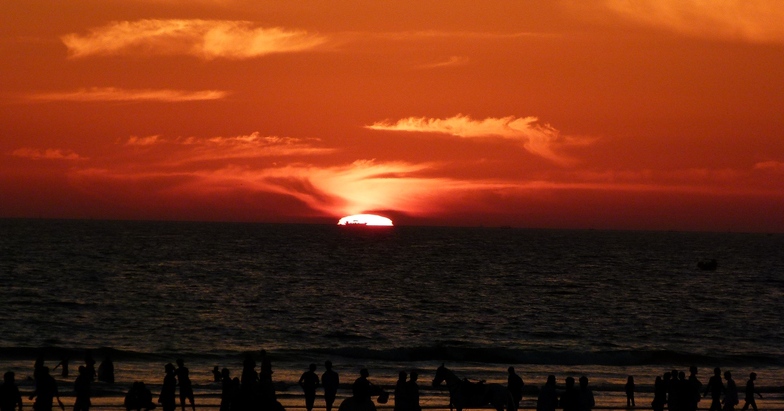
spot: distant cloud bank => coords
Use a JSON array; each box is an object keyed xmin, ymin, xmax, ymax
[{"xmin": 62, "ymin": 19, "xmax": 327, "ymax": 59}]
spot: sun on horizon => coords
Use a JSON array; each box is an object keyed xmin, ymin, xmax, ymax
[{"xmin": 337, "ymin": 214, "xmax": 394, "ymax": 226}]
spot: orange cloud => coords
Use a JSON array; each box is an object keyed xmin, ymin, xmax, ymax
[
  {"xmin": 367, "ymin": 114, "xmax": 591, "ymax": 165},
  {"xmin": 120, "ymin": 133, "xmax": 333, "ymax": 165},
  {"xmin": 604, "ymin": 0, "xmax": 784, "ymax": 43},
  {"xmin": 62, "ymin": 19, "xmax": 327, "ymax": 59},
  {"xmin": 11, "ymin": 148, "xmax": 87, "ymax": 161},
  {"xmin": 417, "ymin": 56, "xmax": 470, "ymax": 69},
  {"xmin": 27, "ymin": 87, "xmax": 228, "ymax": 102},
  {"xmin": 754, "ymin": 161, "xmax": 784, "ymax": 172}
]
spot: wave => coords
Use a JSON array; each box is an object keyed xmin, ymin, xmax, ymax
[
  {"xmin": 301, "ymin": 346, "xmax": 784, "ymax": 367},
  {"xmin": 3, "ymin": 345, "xmax": 781, "ymax": 368}
]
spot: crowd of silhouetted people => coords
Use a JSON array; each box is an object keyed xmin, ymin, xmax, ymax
[
  {"xmin": 648, "ymin": 367, "xmax": 762, "ymax": 411},
  {"xmin": 0, "ymin": 354, "xmax": 769, "ymax": 411}
]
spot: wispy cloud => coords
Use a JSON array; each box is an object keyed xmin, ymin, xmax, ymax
[
  {"xmin": 604, "ymin": 0, "xmax": 784, "ymax": 43},
  {"xmin": 755, "ymin": 160, "xmax": 784, "ymax": 172},
  {"xmin": 119, "ymin": 132, "xmax": 334, "ymax": 165},
  {"xmin": 62, "ymin": 19, "xmax": 327, "ymax": 59},
  {"xmin": 27, "ymin": 87, "xmax": 228, "ymax": 102},
  {"xmin": 11, "ymin": 148, "xmax": 87, "ymax": 161},
  {"xmin": 367, "ymin": 114, "xmax": 591, "ymax": 165},
  {"xmin": 417, "ymin": 56, "xmax": 470, "ymax": 69}
]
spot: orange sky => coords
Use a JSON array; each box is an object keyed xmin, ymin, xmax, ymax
[{"xmin": 2, "ymin": 1, "xmax": 784, "ymax": 231}]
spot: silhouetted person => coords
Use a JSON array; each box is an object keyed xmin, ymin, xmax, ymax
[
  {"xmin": 124, "ymin": 382, "xmax": 155, "ymax": 411},
  {"xmin": 212, "ymin": 367, "xmax": 221, "ymax": 383},
  {"xmin": 537, "ymin": 375, "xmax": 558, "ymax": 411},
  {"xmin": 507, "ymin": 367, "xmax": 524, "ymax": 408},
  {"xmin": 578, "ymin": 376, "xmax": 595, "ymax": 411},
  {"xmin": 299, "ymin": 364, "xmax": 320, "ymax": 411},
  {"xmin": 704, "ymin": 368, "xmax": 724, "ymax": 411},
  {"xmin": 0, "ymin": 371, "xmax": 23, "ymax": 411},
  {"xmin": 675, "ymin": 371, "xmax": 694, "ymax": 411},
  {"xmin": 653, "ymin": 376, "xmax": 666, "ymax": 411},
  {"xmin": 394, "ymin": 371, "xmax": 408, "ymax": 411},
  {"xmin": 219, "ymin": 369, "xmax": 233, "ymax": 411},
  {"xmin": 406, "ymin": 372, "xmax": 421, "ymax": 411},
  {"xmin": 29, "ymin": 367, "xmax": 64, "ymax": 411},
  {"xmin": 322, "ymin": 361, "xmax": 339, "ymax": 411},
  {"xmin": 560, "ymin": 377, "xmax": 579, "ymax": 411},
  {"xmin": 668, "ymin": 370, "xmax": 680, "ymax": 411},
  {"xmin": 740, "ymin": 373, "xmax": 761, "ymax": 411},
  {"xmin": 33, "ymin": 356, "xmax": 46, "ymax": 385},
  {"xmin": 53, "ymin": 358, "xmax": 69, "ymax": 379},
  {"xmin": 723, "ymin": 372, "xmax": 737, "ymax": 411},
  {"xmin": 97, "ymin": 358, "xmax": 114, "ymax": 384},
  {"xmin": 83, "ymin": 354, "xmax": 96, "ymax": 383},
  {"xmin": 174, "ymin": 360, "xmax": 194, "ymax": 411},
  {"xmin": 687, "ymin": 367, "xmax": 702, "ymax": 411},
  {"xmin": 352, "ymin": 369, "xmax": 372, "ymax": 404},
  {"xmin": 158, "ymin": 364, "xmax": 176, "ymax": 411},
  {"xmin": 73, "ymin": 366, "xmax": 91, "ymax": 411},
  {"xmin": 625, "ymin": 376, "xmax": 635, "ymax": 408},
  {"xmin": 260, "ymin": 350, "xmax": 273, "ymax": 384},
  {"xmin": 258, "ymin": 351, "xmax": 276, "ymax": 408},
  {"xmin": 238, "ymin": 355, "xmax": 258, "ymax": 411}
]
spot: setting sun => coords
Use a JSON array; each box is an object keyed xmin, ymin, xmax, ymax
[{"xmin": 337, "ymin": 214, "xmax": 394, "ymax": 226}]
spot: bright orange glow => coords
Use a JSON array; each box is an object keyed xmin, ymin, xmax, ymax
[
  {"xmin": 337, "ymin": 214, "xmax": 394, "ymax": 226},
  {"xmin": 2, "ymin": 2, "xmax": 784, "ymax": 231}
]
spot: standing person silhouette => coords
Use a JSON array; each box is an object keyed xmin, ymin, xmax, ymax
[
  {"xmin": 578, "ymin": 376, "xmax": 595, "ymax": 411},
  {"xmin": 507, "ymin": 367, "xmax": 524, "ymax": 408},
  {"xmin": 723, "ymin": 372, "xmax": 738, "ymax": 411},
  {"xmin": 97, "ymin": 358, "xmax": 114, "ymax": 384},
  {"xmin": 560, "ymin": 377, "xmax": 580, "ymax": 411},
  {"xmin": 28, "ymin": 367, "xmax": 64, "ymax": 411},
  {"xmin": 175, "ymin": 359, "xmax": 195, "ymax": 411},
  {"xmin": 704, "ymin": 368, "xmax": 725, "ymax": 411},
  {"xmin": 83, "ymin": 354, "xmax": 96, "ymax": 383},
  {"xmin": 687, "ymin": 367, "xmax": 702, "ymax": 411},
  {"xmin": 406, "ymin": 372, "xmax": 421, "ymax": 411},
  {"xmin": 394, "ymin": 371, "xmax": 408, "ymax": 411},
  {"xmin": 740, "ymin": 373, "xmax": 762, "ymax": 411},
  {"xmin": 625, "ymin": 376, "xmax": 635, "ymax": 408},
  {"xmin": 299, "ymin": 364, "xmax": 320, "ymax": 411},
  {"xmin": 219, "ymin": 369, "xmax": 234, "ymax": 411},
  {"xmin": 652, "ymin": 376, "xmax": 666, "ymax": 411},
  {"xmin": 158, "ymin": 364, "xmax": 177, "ymax": 411},
  {"xmin": 352, "ymin": 369, "xmax": 372, "ymax": 404},
  {"xmin": 0, "ymin": 371, "xmax": 23, "ymax": 411},
  {"xmin": 536, "ymin": 375, "xmax": 557, "ymax": 411},
  {"xmin": 322, "ymin": 361, "xmax": 339, "ymax": 411},
  {"xmin": 73, "ymin": 366, "xmax": 91, "ymax": 411}
]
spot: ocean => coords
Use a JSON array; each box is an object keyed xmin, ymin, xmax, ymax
[{"xmin": 1, "ymin": 219, "xmax": 783, "ymax": 410}]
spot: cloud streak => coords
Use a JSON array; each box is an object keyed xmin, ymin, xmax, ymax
[
  {"xmin": 27, "ymin": 87, "xmax": 228, "ymax": 102},
  {"xmin": 62, "ymin": 19, "xmax": 327, "ymax": 59},
  {"xmin": 604, "ymin": 0, "xmax": 784, "ymax": 44},
  {"xmin": 12, "ymin": 148, "xmax": 87, "ymax": 161},
  {"xmin": 417, "ymin": 56, "xmax": 470, "ymax": 69},
  {"xmin": 119, "ymin": 132, "xmax": 334, "ymax": 165},
  {"xmin": 367, "ymin": 114, "xmax": 589, "ymax": 165}
]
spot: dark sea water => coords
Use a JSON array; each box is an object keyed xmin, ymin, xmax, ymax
[{"xmin": 1, "ymin": 220, "xmax": 783, "ymax": 409}]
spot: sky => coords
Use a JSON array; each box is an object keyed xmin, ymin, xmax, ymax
[{"xmin": 2, "ymin": 1, "xmax": 784, "ymax": 231}]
